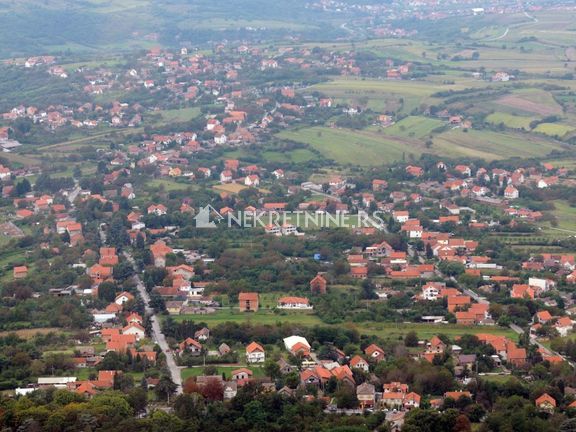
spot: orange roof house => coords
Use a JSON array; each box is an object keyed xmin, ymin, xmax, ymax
[
  {"xmin": 291, "ymin": 342, "xmax": 311, "ymax": 357},
  {"xmin": 238, "ymin": 292, "xmax": 259, "ymax": 312},
  {"xmin": 89, "ymin": 264, "xmax": 113, "ymax": 281},
  {"xmin": 364, "ymin": 344, "xmax": 386, "ymax": 362},
  {"xmin": 444, "ymin": 391, "xmax": 472, "ymax": 400},
  {"xmin": 447, "ymin": 295, "xmax": 471, "ymax": 313},
  {"xmin": 246, "ymin": 341, "xmax": 265, "ymax": 363},
  {"xmin": 511, "ymin": 284, "xmax": 535, "ymax": 300},
  {"xmin": 350, "ymin": 355, "xmax": 369, "ymax": 371},
  {"xmin": 149, "ymin": 240, "xmax": 172, "ymax": 267},
  {"xmin": 13, "ymin": 266, "xmax": 28, "ymax": 279},
  {"xmin": 106, "ymin": 334, "xmax": 136, "ymax": 353},
  {"xmin": 310, "ymin": 274, "xmax": 327, "ymax": 294},
  {"xmin": 535, "ymin": 393, "xmax": 556, "ymax": 413}
]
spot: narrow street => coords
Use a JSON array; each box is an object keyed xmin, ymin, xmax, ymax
[
  {"xmin": 123, "ymin": 251, "xmax": 183, "ymax": 394},
  {"xmin": 509, "ymin": 323, "xmax": 575, "ymax": 369},
  {"xmin": 98, "ymin": 223, "xmax": 182, "ymax": 394}
]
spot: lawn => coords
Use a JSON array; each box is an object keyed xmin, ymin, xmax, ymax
[
  {"xmin": 152, "ymin": 107, "xmax": 202, "ymax": 124},
  {"xmin": 181, "ymin": 366, "xmax": 266, "ymax": 381},
  {"xmin": 357, "ymin": 322, "xmax": 518, "ymax": 342},
  {"xmin": 172, "ymin": 310, "xmax": 322, "ymax": 327},
  {"xmin": 146, "ymin": 178, "xmax": 196, "ymax": 192},
  {"xmin": 170, "ymin": 311, "xmax": 518, "ymax": 342}
]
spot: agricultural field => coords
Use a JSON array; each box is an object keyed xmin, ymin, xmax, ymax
[
  {"xmin": 377, "ymin": 116, "xmax": 445, "ymax": 139},
  {"xmin": 260, "ymin": 148, "xmax": 319, "ymax": 163},
  {"xmin": 485, "ymin": 112, "xmax": 535, "ymax": 130},
  {"xmin": 0, "ymin": 327, "xmax": 64, "ymax": 339},
  {"xmin": 544, "ymin": 200, "xmax": 576, "ymax": 233},
  {"xmin": 492, "ymin": 91, "xmax": 563, "ymax": 117},
  {"xmin": 533, "ymin": 123, "xmax": 576, "ymax": 138},
  {"xmin": 213, "ymin": 183, "xmax": 250, "ymax": 195},
  {"xmin": 277, "ymin": 126, "xmax": 424, "ymax": 166},
  {"xmin": 432, "ymin": 128, "xmax": 570, "ymax": 160}
]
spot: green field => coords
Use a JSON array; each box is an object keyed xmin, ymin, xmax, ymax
[
  {"xmin": 261, "ymin": 148, "xmax": 319, "ymax": 163},
  {"xmin": 172, "ymin": 310, "xmax": 322, "ymax": 326},
  {"xmin": 485, "ymin": 112, "xmax": 535, "ymax": 130},
  {"xmin": 170, "ymin": 311, "xmax": 518, "ymax": 342},
  {"xmin": 377, "ymin": 116, "xmax": 445, "ymax": 139},
  {"xmin": 178, "ymin": 18, "xmax": 316, "ymax": 31},
  {"xmin": 146, "ymin": 178, "xmax": 196, "ymax": 192},
  {"xmin": 181, "ymin": 366, "xmax": 266, "ymax": 381},
  {"xmin": 533, "ymin": 123, "xmax": 576, "ymax": 138},
  {"xmin": 153, "ymin": 107, "xmax": 202, "ymax": 124},
  {"xmin": 279, "ymin": 123, "xmax": 571, "ymax": 164},
  {"xmin": 545, "ymin": 200, "xmax": 576, "ymax": 233},
  {"xmin": 277, "ymin": 127, "xmax": 423, "ymax": 166},
  {"xmin": 433, "ymin": 129, "xmax": 569, "ymax": 160}
]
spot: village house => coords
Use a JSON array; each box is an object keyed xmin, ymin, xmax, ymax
[
  {"xmin": 246, "ymin": 342, "xmax": 265, "ymax": 363},
  {"xmin": 277, "ymin": 296, "xmax": 312, "ymax": 309},
  {"xmin": 238, "ymin": 292, "xmax": 259, "ymax": 312},
  {"xmin": 310, "ymin": 273, "xmax": 327, "ymax": 294}
]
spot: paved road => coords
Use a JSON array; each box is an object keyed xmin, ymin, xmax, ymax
[
  {"xmin": 462, "ymin": 288, "xmax": 490, "ymax": 305},
  {"xmin": 67, "ymin": 184, "xmax": 81, "ymax": 204},
  {"xmin": 123, "ymin": 251, "xmax": 183, "ymax": 394},
  {"xmin": 509, "ymin": 323, "xmax": 575, "ymax": 369}
]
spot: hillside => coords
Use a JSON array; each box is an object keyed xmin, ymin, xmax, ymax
[{"xmin": 0, "ymin": 0, "xmax": 339, "ymax": 58}]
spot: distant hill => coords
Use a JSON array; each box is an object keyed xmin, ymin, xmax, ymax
[{"xmin": 0, "ymin": 0, "xmax": 342, "ymax": 58}]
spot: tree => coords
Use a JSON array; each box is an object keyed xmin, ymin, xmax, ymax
[
  {"xmin": 174, "ymin": 393, "xmax": 204, "ymax": 420},
  {"xmin": 107, "ymin": 214, "xmax": 130, "ymax": 248},
  {"xmin": 13, "ymin": 178, "xmax": 31, "ymax": 197},
  {"xmin": 404, "ymin": 331, "xmax": 419, "ymax": 347},
  {"xmin": 113, "ymin": 262, "xmax": 134, "ymax": 281},
  {"xmin": 264, "ymin": 359, "xmax": 281, "ymax": 380},
  {"xmin": 155, "ymin": 375, "xmax": 177, "ymax": 402},
  {"xmin": 98, "ymin": 281, "xmax": 118, "ymax": 303},
  {"xmin": 201, "ymin": 377, "xmax": 224, "ymax": 401},
  {"xmin": 335, "ymin": 386, "xmax": 358, "ymax": 409},
  {"xmin": 453, "ymin": 414, "xmax": 471, "ymax": 432},
  {"xmin": 127, "ymin": 388, "xmax": 147, "ymax": 414}
]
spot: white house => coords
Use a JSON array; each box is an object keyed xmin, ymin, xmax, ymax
[
  {"xmin": 422, "ymin": 285, "xmax": 440, "ymax": 301},
  {"xmin": 214, "ymin": 134, "xmax": 227, "ymax": 145},
  {"xmin": 122, "ymin": 323, "xmax": 145, "ymax": 340},
  {"xmin": 281, "ymin": 224, "xmax": 298, "ymax": 235},
  {"xmin": 277, "ymin": 296, "xmax": 312, "ymax": 310},
  {"xmin": 246, "ymin": 342, "xmax": 265, "ymax": 363},
  {"xmin": 529, "ymin": 278, "xmax": 555, "ymax": 292},
  {"xmin": 393, "ymin": 211, "xmax": 409, "ymax": 223},
  {"xmin": 555, "ymin": 317, "xmax": 574, "ymax": 337},
  {"xmin": 283, "ymin": 336, "xmax": 310, "ymax": 353},
  {"xmin": 115, "ymin": 291, "xmax": 134, "ymax": 305},
  {"xmin": 220, "ymin": 170, "xmax": 233, "ymax": 183},
  {"xmin": 504, "ymin": 185, "xmax": 519, "ymax": 199},
  {"xmin": 244, "ymin": 175, "xmax": 260, "ymax": 187}
]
